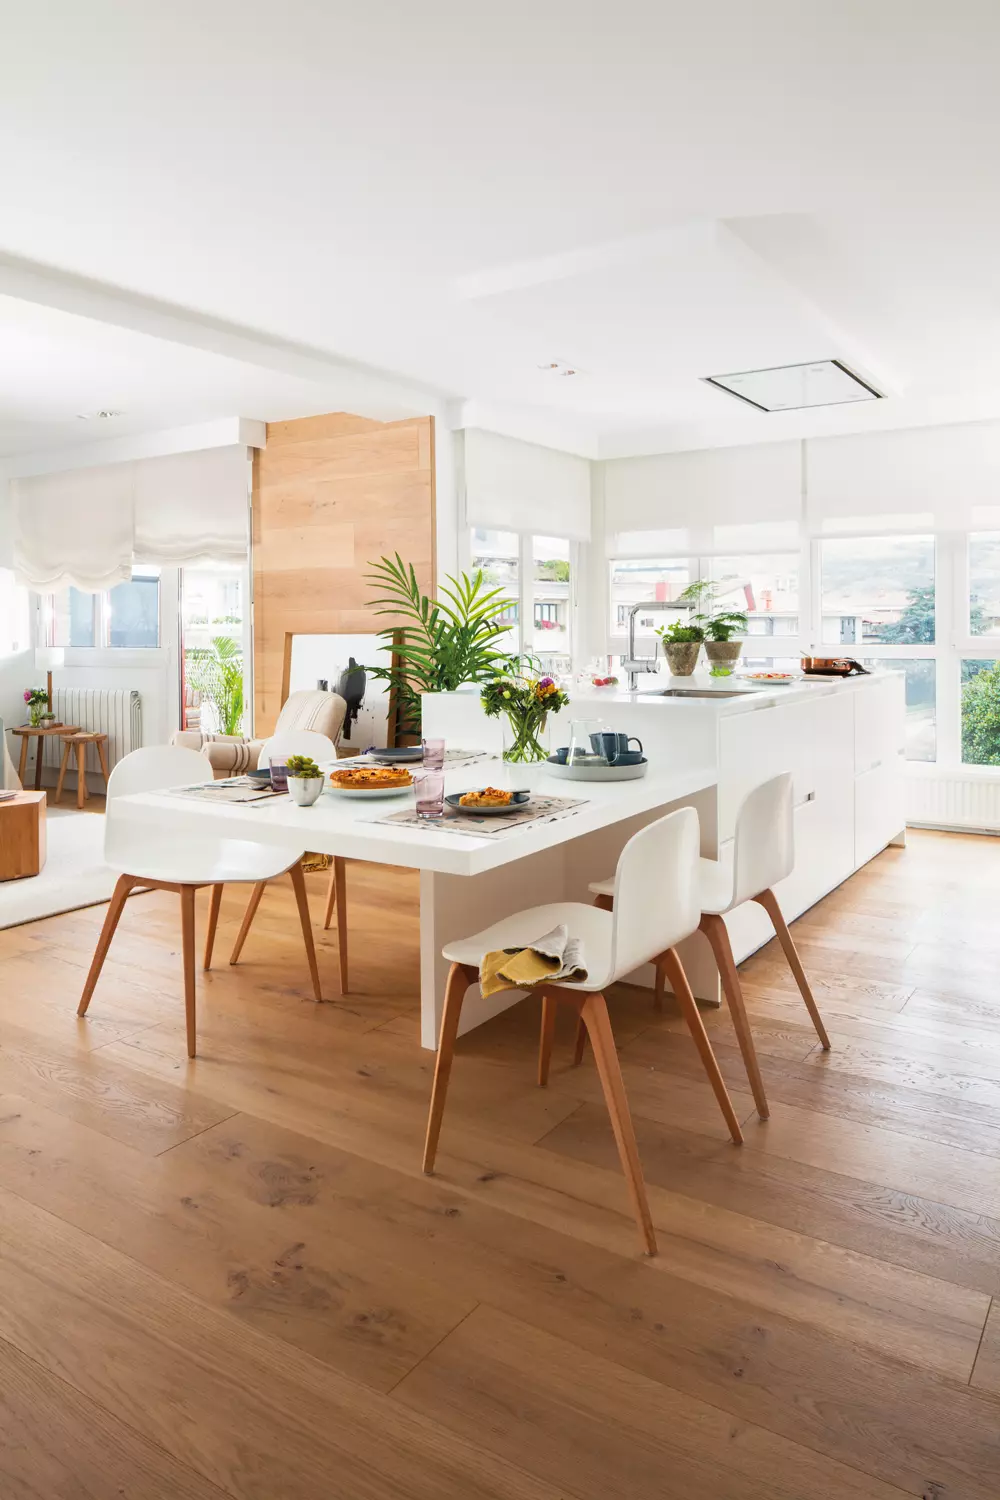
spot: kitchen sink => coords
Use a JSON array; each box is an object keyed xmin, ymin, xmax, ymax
[{"xmin": 641, "ymin": 687, "xmax": 756, "ymax": 699}]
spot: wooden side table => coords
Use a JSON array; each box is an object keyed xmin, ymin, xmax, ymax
[
  {"xmin": 12, "ymin": 723, "xmax": 79, "ymax": 791},
  {"xmin": 56, "ymin": 731, "xmax": 111, "ymax": 810},
  {"xmin": 0, "ymin": 791, "xmax": 46, "ymax": 880}
]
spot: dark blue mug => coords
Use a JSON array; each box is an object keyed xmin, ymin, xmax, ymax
[
  {"xmin": 590, "ymin": 732, "xmax": 643, "ymax": 764},
  {"xmin": 551, "ymin": 746, "xmax": 570, "ymax": 764}
]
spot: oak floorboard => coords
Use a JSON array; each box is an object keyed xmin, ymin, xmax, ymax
[
  {"xmin": 394, "ymin": 1302, "xmax": 910, "ymax": 1500},
  {"xmin": 0, "ymin": 1185, "xmax": 558, "ymax": 1500},
  {"xmin": 3, "ymin": 827, "xmax": 1000, "ymax": 1499}
]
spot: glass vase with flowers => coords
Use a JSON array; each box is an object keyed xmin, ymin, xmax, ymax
[
  {"xmin": 24, "ymin": 686, "xmax": 49, "ymax": 728},
  {"xmin": 481, "ymin": 667, "xmax": 570, "ymax": 764}
]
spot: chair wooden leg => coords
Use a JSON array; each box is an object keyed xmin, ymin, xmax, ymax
[
  {"xmin": 289, "ymin": 862, "xmax": 323, "ymax": 1003},
  {"xmin": 699, "ymin": 913, "xmax": 769, "ymax": 1120},
  {"xmin": 538, "ymin": 992, "xmax": 558, "ymax": 1086},
  {"xmin": 179, "ymin": 885, "xmax": 197, "ymax": 1058},
  {"xmin": 76, "ymin": 743, "xmax": 88, "ymax": 809},
  {"xmin": 229, "ymin": 881, "xmax": 266, "ymax": 965},
  {"xmin": 95, "ymin": 736, "xmax": 110, "ymax": 790},
  {"xmin": 55, "ymin": 742, "xmax": 72, "ymax": 805},
  {"xmin": 78, "ymin": 875, "xmax": 134, "ymax": 1015},
  {"xmin": 577, "ymin": 990, "xmax": 657, "ymax": 1256},
  {"xmin": 323, "ymin": 856, "xmax": 348, "ymax": 993},
  {"xmin": 572, "ymin": 1014, "xmax": 587, "ymax": 1066},
  {"xmin": 754, "ymin": 888, "xmax": 831, "ymax": 1050},
  {"xmin": 658, "ymin": 947, "xmax": 744, "ymax": 1145},
  {"xmin": 203, "ymin": 884, "xmax": 223, "ymax": 970},
  {"xmin": 423, "ymin": 962, "xmax": 475, "ymax": 1174}
]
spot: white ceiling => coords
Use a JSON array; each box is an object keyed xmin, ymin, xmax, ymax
[{"xmin": 2, "ymin": 0, "xmax": 1000, "ymax": 458}]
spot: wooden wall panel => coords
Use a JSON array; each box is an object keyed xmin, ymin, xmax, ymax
[{"xmin": 252, "ymin": 411, "xmax": 435, "ymax": 734}]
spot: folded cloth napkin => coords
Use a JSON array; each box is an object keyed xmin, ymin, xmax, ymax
[{"xmin": 479, "ymin": 923, "xmax": 588, "ymax": 998}]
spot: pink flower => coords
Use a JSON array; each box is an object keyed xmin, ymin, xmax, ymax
[{"xmin": 23, "ymin": 691, "xmax": 30, "ymax": 703}]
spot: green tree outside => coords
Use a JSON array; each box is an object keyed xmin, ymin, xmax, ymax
[{"xmin": 962, "ymin": 660, "xmax": 1000, "ymax": 764}]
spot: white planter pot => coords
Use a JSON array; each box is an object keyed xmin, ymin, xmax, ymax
[{"xmin": 288, "ymin": 776, "xmax": 324, "ymax": 806}]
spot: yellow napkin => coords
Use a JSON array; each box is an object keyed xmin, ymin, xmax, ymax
[{"xmin": 480, "ymin": 946, "xmax": 562, "ymax": 998}]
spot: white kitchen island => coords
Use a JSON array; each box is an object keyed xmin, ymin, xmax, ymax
[
  {"xmin": 112, "ymin": 669, "xmax": 903, "ymax": 1050},
  {"xmin": 424, "ymin": 668, "xmax": 906, "ymax": 1008}
]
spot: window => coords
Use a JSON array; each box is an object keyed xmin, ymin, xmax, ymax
[
  {"xmin": 968, "ymin": 532, "xmax": 1000, "ymax": 635},
  {"xmin": 820, "ymin": 535, "xmax": 935, "ymax": 645},
  {"xmin": 609, "ymin": 557, "xmax": 691, "ymax": 636},
  {"xmin": 181, "ymin": 566, "xmax": 246, "ymax": 733},
  {"xmin": 471, "ymin": 527, "xmax": 520, "ymax": 656},
  {"xmin": 859, "ymin": 656, "xmax": 937, "ymax": 763},
  {"xmin": 532, "ymin": 536, "xmax": 571, "ymax": 674},
  {"xmin": 707, "ymin": 554, "xmax": 799, "ymax": 637},
  {"xmin": 961, "ymin": 659, "xmax": 1000, "ymax": 765},
  {"xmin": 45, "ymin": 569, "xmax": 161, "ymax": 650}
]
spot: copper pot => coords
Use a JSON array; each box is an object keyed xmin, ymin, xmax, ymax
[{"xmin": 800, "ymin": 656, "xmax": 870, "ymax": 677}]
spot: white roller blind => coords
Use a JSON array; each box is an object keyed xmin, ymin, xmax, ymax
[
  {"xmin": 12, "ymin": 463, "xmax": 135, "ymax": 591},
  {"xmin": 807, "ymin": 421, "xmax": 1000, "ymax": 534},
  {"xmin": 463, "ymin": 428, "xmax": 591, "ymax": 541},
  {"xmin": 603, "ymin": 441, "xmax": 801, "ymax": 555},
  {"xmin": 134, "ymin": 445, "xmax": 249, "ymax": 564}
]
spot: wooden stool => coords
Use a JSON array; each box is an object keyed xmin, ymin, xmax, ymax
[{"xmin": 56, "ymin": 732, "xmax": 111, "ymax": 809}]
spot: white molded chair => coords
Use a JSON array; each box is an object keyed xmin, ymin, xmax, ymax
[
  {"xmin": 423, "ymin": 807, "xmax": 744, "ymax": 1257},
  {"xmin": 78, "ymin": 746, "xmax": 324, "ymax": 1057},
  {"xmin": 230, "ymin": 729, "xmax": 348, "ymax": 992},
  {"xmin": 589, "ymin": 772, "xmax": 830, "ymax": 1121}
]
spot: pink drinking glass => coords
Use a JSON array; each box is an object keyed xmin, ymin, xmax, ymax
[
  {"xmin": 421, "ymin": 738, "xmax": 445, "ymax": 769},
  {"xmin": 413, "ymin": 767, "xmax": 445, "ymax": 819}
]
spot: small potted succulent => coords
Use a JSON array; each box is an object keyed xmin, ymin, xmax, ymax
[
  {"xmin": 655, "ymin": 619, "xmax": 704, "ymax": 677},
  {"xmin": 285, "ymin": 754, "xmax": 324, "ymax": 806}
]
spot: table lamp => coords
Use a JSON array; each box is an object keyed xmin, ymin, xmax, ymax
[{"xmin": 34, "ymin": 646, "xmax": 65, "ymax": 712}]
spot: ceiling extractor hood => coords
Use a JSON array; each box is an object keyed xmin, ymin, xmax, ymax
[{"xmin": 703, "ymin": 359, "xmax": 882, "ymax": 412}]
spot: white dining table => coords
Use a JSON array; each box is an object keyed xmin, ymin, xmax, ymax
[{"xmin": 114, "ymin": 757, "xmax": 719, "ymax": 1047}]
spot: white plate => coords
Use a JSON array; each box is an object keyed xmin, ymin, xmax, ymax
[
  {"xmin": 324, "ymin": 783, "xmax": 412, "ymax": 799},
  {"xmin": 738, "ymin": 672, "xmax": 798, "ymax": 684}
]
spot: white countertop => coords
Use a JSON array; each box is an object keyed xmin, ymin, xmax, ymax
[
  {"xmin": 572, "ymin": 668, "xmax": 900, "ymax": 716},
  {"xmin": 116, "ymin": 759, "xmax": 718, "ymax": 878}
]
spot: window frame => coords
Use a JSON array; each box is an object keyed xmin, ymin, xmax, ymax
[{"xmin": 463, "ymin": 527, "xmax": 578, "ymax": 674}]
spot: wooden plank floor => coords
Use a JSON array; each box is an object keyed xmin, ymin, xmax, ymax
[{"xmin": 2, "ymin": 829, "xmax": 1000, "ymax": 1497}]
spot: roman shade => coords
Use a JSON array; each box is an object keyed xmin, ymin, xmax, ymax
[
  {"xmin": 603, "ymin": 441, "xmax": 802, "ymax": 556},
  {"xmin": 806, "ymin": 421, "xmax": 1000, "ymax": 534},
  {"xmin": 12, "ymin": 463, "xmax": 136, "ymax": 592},
  {"xmin": 134, "ymin": 446, "xmax": 249, "ymax": 565},
  {"xmin": 11, "ymin": 445, "xmax": 250, "ymax": 591},
  {"xmin": 463, "ymin": 428, "xmax": 592, "ymax": 541}
]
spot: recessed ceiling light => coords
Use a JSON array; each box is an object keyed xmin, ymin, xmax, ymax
[
  {"xmin": 537, "ymin": 360, "xmax": 580, "ymax": 378},
  {"xmin": 702, "ymin": 359, "xmax": 882, "ymax": 412},
  {"xmin": 76, "ymin": 409, "xmax": 125, "ymax": 420}
]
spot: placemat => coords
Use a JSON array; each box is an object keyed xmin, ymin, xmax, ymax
[
  {"xmin": 165, "ymin": 778, "xmax": 288, "ymax": 806},
  {"xmin": 373, "ymin": 793, "xmax": 587, "ymax": 839}
]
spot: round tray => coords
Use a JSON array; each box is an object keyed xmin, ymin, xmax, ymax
[
  {"xmin": 545, "ymin": 758, "xmax": 648, "ymax": 782},
  {"xmin": 324, "ymin": 783, "xmax": 412, "ymax": 799}
]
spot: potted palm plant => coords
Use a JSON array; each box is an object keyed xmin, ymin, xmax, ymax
[
  {"xmin": 678, "ymin": 580, "xmax": 748, "ymax": 671},
  {"xmin": 365, "ymin": 554, "xmax": 519, "ymax": 737}
]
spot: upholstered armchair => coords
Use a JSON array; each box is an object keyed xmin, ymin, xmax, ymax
[{"xmin": 171, "ymin": 690, "xmax": 348, "ymax": 777}]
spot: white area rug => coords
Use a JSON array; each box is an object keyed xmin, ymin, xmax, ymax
[{"xmin": 0, "ymin": 809, "xmax": 116, "ymax": 929}]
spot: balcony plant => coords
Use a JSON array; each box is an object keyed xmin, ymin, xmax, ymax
[
  {"xmin": 365, "ymin": 554, "xmax": 518, "ymax": 736},
  {"xmin": 654, "ymin": 619, "xmax": 704, "ymax": 677},
  {"xmin": 186, "ymin": 635, "xmax": 245, "ymax": 735}
]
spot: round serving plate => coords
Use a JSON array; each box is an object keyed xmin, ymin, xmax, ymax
[
  {"xmin": 545, "ymin": 758, "xmax": 648, "ymax": 782},
  {"xmin": 324, "ymin": 783, "xmax": 412, "ymax": 799},
  {"xmin": 738, "ymin": 672, "xmax": 798, "ymax": 685},
  {"xmin": 444, "ymin": 791, "xmax": 531, "ymax": 816},
  {"xmin": 360, "ymin": 746, "xmax": 424, "ymax": 764}
]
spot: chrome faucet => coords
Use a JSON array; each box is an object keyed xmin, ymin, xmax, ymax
[{"xmin": 623, "ymin": 599, "xmax": 693, "ymax": 690}]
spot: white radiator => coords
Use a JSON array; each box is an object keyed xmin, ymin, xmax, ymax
[
  {"xmin": 44, "ymin": 688, "xmax": 143, "ymax": 774},
  {"xmin": 906, "ymin": 768, "xmax": 1000, "ymax": 833}
]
